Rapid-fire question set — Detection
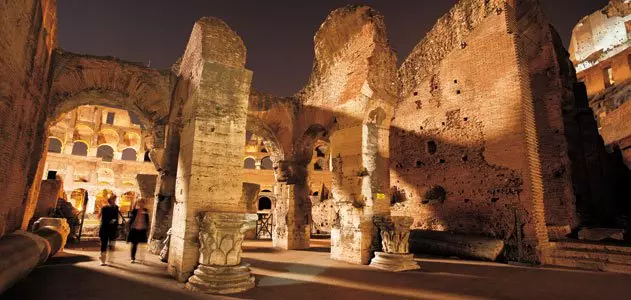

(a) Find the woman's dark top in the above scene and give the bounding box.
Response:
[99,205,119,238]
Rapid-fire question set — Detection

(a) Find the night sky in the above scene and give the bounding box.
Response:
[58,0,609,96]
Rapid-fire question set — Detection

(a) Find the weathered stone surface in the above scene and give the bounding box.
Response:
[33,217,70,251]
[0,0,57,235]
[409,230,505,262]
[369,252,420,272]
[578,228,625,242]
[547,225,572,241]
[168,16,252,282]
[393,0,553,263]
[0,218,69,293]
[186,263,255,294]
[369,216,419,272]
[185,212,257,294]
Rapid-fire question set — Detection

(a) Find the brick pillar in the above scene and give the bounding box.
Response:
[272,182,310,249]
[330,110,391,265]
[167,17,252,282]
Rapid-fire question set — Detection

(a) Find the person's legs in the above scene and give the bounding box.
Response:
[99,234,108,265]
[131,242,138,262]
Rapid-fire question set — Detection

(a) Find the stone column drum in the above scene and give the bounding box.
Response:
[369,216,420,272]
[186,212,258,294]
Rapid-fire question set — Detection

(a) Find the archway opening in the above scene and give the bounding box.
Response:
[260,157,273,170]
[244,157,256,169]
[258,196,272,211]
[40,104,159,240]
[71,142,88,156]
[121,148,138,161]
[96,144,115,162]
[48,138,63,153]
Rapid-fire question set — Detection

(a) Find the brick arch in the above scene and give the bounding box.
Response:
[49,50,174,128]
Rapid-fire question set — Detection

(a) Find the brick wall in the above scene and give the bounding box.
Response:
[0,0,57,236]
[393,1,549,262]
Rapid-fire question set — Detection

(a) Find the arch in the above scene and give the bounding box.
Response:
[261,189,272,193]
[260,156,274,170]
[69,189,87,211]
[144,151,151,162]
[94,189,113,214]
[315,145,328,158]
[48,137,63,153]
[74,124,94,142]
[121,148,138,161]
[120,191,136,214]
[258,196,272,211]
[97,128,119,146]
[313,157,326,171]
[71,141,89,156]
[243,157,256,169]
[97,168,115,185]
[123,131,142,149]
[96,144,115,162]
[49,51,172,128]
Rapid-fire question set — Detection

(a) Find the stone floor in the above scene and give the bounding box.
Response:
[2,238,631,300]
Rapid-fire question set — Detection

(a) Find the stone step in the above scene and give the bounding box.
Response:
[546,256,631,275]
[550,241,631,255]
[550,248,631,265]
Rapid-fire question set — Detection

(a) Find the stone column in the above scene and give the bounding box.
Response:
[369,216,419,272]
[167,17,253,283]
[330,109,391,265]
[186,212,257,294]
[148,124,180,254]
[136,174,160,252]
[271,160,310,250]
[272,183,310,249]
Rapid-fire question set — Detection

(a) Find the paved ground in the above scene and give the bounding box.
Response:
[2,238,631,300]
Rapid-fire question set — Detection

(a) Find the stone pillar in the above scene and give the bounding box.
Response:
[148,124,180,254]
[167,17,253,282]
[136,174,160,252]
[186,212,257,294]
[330,111,391,265]
[369,216,419,272]
[272,183,310,249]
[271,160,310,250]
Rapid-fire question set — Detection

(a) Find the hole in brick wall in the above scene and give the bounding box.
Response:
[413,91,418,96]
[464,198,470,203]
[423,185,446,204]
[441,122,445,126]
[491,197,499,203]
[464,117,469,121]
[454,79,458,84]
[426,141,437,154]
[420,126,424,130]
[456,90,461,95]
[461,155,468,162]
[415,100,423,109]
[439,159,446,164]
[415,160,424,168]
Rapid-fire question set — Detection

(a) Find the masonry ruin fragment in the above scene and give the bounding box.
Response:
[2,0,631,295]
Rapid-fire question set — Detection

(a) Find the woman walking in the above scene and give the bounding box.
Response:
[127,199,150,263]
[99,195,119,266]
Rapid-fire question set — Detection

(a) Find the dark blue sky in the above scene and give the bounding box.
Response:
[58,0,609,96]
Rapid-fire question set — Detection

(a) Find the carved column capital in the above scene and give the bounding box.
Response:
[196,212,257,266]
[374,216,414,254]
[186,212,258,294]
[369,215,420,272]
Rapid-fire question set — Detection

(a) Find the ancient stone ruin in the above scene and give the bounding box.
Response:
[1,0,631,297]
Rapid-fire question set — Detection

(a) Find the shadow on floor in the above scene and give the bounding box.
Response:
[0,264,197,300]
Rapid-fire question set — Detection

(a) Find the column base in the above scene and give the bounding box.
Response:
[369,252,420,272]
[186,263,255,294]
